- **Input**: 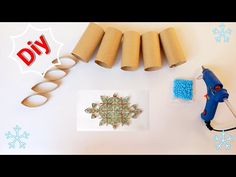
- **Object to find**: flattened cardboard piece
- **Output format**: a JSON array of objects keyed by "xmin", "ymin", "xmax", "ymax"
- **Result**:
[
  {"xmin": 31, "ymin": 81, "xmax": 59, "ymax": 94},
  {"xmin": 52, "ymin": 55, "xmax": 77, "ymax": 70},
  {"xmin": 21, "ymin": 94, "xmax": 48, "ymax": 108},
  {"xmin": 22, "ymin": 55, "xmax": 77, "ymax": 107},
  {"xmin": 44, "ymin": 68, "xmax": 67, "ymax": 81}
]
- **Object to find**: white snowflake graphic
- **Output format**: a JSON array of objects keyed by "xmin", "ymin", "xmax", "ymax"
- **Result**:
[
  {"xmin": 5, "ymin": 125, "xmax": 30, "ymax": 149},
  {"xmin": 212, "ymin": 23, "xmax": 232, "ymax": 43},
  {"xmin": 213, "ymin": 130, "xmax": 234, "ymax": 150}
]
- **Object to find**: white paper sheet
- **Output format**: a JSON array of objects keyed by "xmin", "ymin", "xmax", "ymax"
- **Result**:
[{"xmin": 76, "ymin": 90, "xmax": 149, "ymax": 131}]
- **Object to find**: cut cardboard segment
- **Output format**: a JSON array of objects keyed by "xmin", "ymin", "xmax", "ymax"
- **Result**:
[
  {"xmin": 31, "ymin": 81, "xmax": 59, "ymax": 93},
  {"xmin": 95, "ymin": 27, "xmax": 123, "ymax": 68},
  {"xmin": 159, "ymin": 27, "xmax": 186, "ymax": 68},
  {"xmin": 52, "ymin": 56, "xmax": 77, "ymax": 70},
  {"xmin": 72, "ymin": 23, "xmax": 104, "ymax": 62},
  {"xmin": 44, "ymin": 69, "xmax": 67, "ymax": 81},
  {"xmin": 22, "ymin": 55, "xmax": 76, "ymax": 107},
  {"xmin": 121, "ymin": 31, "xmax": 141, "ymax": 71},
  {"xmin": 142, "ymin": 31, "xmax": 162, "ymax": 71},
  {"xmin": 21, "ymin": 94, "xmax": 48, "ymax": 108}
]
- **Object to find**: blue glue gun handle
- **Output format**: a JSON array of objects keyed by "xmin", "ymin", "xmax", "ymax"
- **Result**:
[{"xmin": 201, "ymin": 96, "xmax": 218, "ymax": 122}]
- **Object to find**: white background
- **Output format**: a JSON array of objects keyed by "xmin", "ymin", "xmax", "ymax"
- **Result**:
[{"xmin": 0, "ymin": 22, "xmax": 236, "ymax": 154}]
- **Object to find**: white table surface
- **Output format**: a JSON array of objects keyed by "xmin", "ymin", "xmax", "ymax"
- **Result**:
[{"xmin": 1, "ymin": 22, "xmax": 236, "ymax": 154}]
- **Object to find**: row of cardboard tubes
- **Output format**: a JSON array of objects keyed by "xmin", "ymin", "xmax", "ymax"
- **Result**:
[{"xmin": 21, "ymin": 23, "xmax": 187, "ymax": 107}]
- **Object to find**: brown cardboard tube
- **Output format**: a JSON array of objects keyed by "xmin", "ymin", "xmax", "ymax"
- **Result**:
[
  {"xmin": 72, "ymin": 23, "xmax": 104, "ymax": 62},
  {"xmin": 95, "ymin": 27, "xmax": 123, "ymax": 68},
  {"xmin": 142, "ymin": 32, "xmax": 162, "ymax": 71},
  {"xmin": 160, "ymin": 27, "xmax": 186, "ymax": 68},
  {"xmin": 121, "ymin": 31, "xmax": 140, "ymax": 71}
]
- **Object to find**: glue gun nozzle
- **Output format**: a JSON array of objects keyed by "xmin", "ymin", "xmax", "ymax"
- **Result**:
[{"xmin": 201, "ymin": 66, "xmax": 206, "ymax": 71}]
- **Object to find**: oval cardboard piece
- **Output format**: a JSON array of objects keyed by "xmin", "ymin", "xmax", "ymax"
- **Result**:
[
  {"xmin": 21, "ymin": 94, "xmax": 48, "ymax": 107},
  {"xmin": 44, "ymin": 69, "xmax": 67, "ymax": 81},
  {"xmin": 52, "ymin": 57, "xmax": 76, "ymax": 70},
  {"xmin": 31, "ymin": 81, "xmax": 58, "ymax": 93}
]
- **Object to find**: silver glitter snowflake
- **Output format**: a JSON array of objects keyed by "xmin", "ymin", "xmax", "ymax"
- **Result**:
[{"xmin": 85, "ymin": 93, "xmax": 142, "ymax": 129}]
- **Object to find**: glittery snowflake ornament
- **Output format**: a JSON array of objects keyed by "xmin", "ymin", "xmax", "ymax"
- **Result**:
[
  {"xmin": 85, "ymin": 93, "xmax": 142, "ymax": 129},
  {"xmin": 5, "ymin": 125, "xmax": 30, "ymax": 149}
]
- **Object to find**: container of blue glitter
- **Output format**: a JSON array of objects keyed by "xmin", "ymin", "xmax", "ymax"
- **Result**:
[{"xmin": 173, "ymin": 79, "xmax": 193, "ymax": 101}]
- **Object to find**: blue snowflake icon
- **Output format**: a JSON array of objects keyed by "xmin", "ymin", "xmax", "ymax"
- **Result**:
[
  {"xmin": 212, "ymin": 23, "xmax": 232, "ymax": 43},
  {"xmin": 5, "ymin": 125, "xmax": 30, "ymax": 149},
  {"xmin": 213, "ymin": 130, "xmax": 234, "ymax": 150}
]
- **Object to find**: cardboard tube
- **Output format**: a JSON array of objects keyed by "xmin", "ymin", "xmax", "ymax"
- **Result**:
[
  {"xmin": 142, "ymin": 32, "xmax": 162, "ymax": 71},
  {"xmin": 72, "ymin": 23, "xmax": 104, "ymax": 62},
  {"xmin": 121, "ymin": 31, "xmax": 140, "ymax": 71},
  {"xmin": 160, "ymin": 27, "xmax": 186, "ymax": 68},
  {"xmin": 95, "ymin": 27, "xmax": 123, "ymax": 68}
]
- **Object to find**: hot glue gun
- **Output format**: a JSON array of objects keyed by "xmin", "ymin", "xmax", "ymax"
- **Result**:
[{"xmin": 201, "ymin": 66, "xmax": 236, "ymax": 132}]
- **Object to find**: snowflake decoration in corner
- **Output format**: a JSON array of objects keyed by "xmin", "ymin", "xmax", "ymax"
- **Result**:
[
  {"xmin": 85, "ymin": 93, "xmax": 142, "ymax": 129},
  {"xmin": 212, "ymin": 23, "xmax": 232, "ymax": 43},
  {"xmin": 213, "ymin": 130, "xmax": 234, "ymax": 150},
  {"xmin": 5, "ymin": 125, "xmax": 30, "ymax": 149}
]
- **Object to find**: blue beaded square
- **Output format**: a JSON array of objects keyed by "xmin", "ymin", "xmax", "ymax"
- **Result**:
[{"xmin": 173, "ymin": 79, "xmax": 193, "ymax": 101}]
